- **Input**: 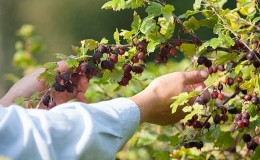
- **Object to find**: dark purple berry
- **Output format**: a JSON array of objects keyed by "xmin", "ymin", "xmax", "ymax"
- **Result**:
[
  {"xmin": 42, "ymin": 95, "xmax": 51, "ymax": 106},
  {"xmin": 251, "ymin": 96, "xmax": 259, "ymax": 104},
  {"xmin": 213, "ymin": 114, "xmax": 221, "ymax": 124},
  {"xmin": 246, "ymin": 52, "xmax": 255, "ymax": 61},
  {"xmin": 247, "ymin": 140, "xmax": 259, "ymax": 150},
  {"xmin": 65, "ymin": 82, "xmax": 74, "ymax": 93},
  {"xmin": 53, "ymin": 82, "xmax": 65, "ymax": 92},
  {"xmin": 197, "ymin": 56, "xmax": 207, "ymax": 65},
  {"xmin": 242, "ymin": 134, "xmax": 251, "ymax": 143}
]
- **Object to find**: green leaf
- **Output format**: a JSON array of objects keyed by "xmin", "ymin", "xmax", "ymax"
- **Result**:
[
  {"xmin": 214, "ymin": 53, "xmax": 238, "ymax": 65},
  {"xmin": 171, "ymin": 92, "xmax": 189, "ymax": 113},
  {"xmin": 81, "ymin": 39, "xmax": 98, "ymax": 50},
  {"xmin": 185, "ymin": 10, "xmax": 199, "ymax": 18},
  {"xmin": 179, "ymin": 43, "xmax": 197, "ymax": 57},
  {"xmin": 215, "ymin": 131, "xmax": 235, "ymax": 149},
  {"xmin": 252, "ymin": 146, "xmax": 260, "ymax": 160},
  {"xmin": 125, "ymin": 0, "xmax": 144, "ymax": 9},
  {"xmin": 131, "ymin": 11, "xmax": 141, "ymax": 31},
  {"xmin": 147, "ymin": 40, "xmax": 160, "ymax": 52},
  {"xmin": 183, "ymin": 16, "xmax": 200, "ymax": 31},
  {"xmin": 55, "ymin": 53, "xmax": 68, "ymax": 60},
  {"xmin": 161, "ymin": 4, "xmax": 174, "ymax": 19},
  {"xmin": 100, "ymin": 38, "xmax": 109, "ymax": 44},
  {"xmin": 252, "ymin": 17, "xmax": 260, "ymax": 24},
  {"xmin": 169, "ymin": 133, "xmax": 180, "ymax": 145},
  {"xmin": 102, "ymin": 0, "xmax": 126, "ymax": 11},
  {"xmin": 38, "ymin": 62, "xmax": 58, "ymax": 87},
  {"xmin": 193, "ymin": 0, "xmax": 202, "ymax": 10},
  {"xmin": 29, "ymin": 92, "xmax": 40, "ymax": 107},
  {"xmin": 66, "ymin": 58, "xmax": 79, "ymax": 68},
  {"xmin": 171, "ymin": 91, "xmax": 199, "ymax": 113},
  {"xmin": 153, "ymin": 151, "xmax": 170, "ymax": 160},
  {"xmin": 113, "ymin": 28, "xmax": 120, "ymax": 45},
  {"xmin": 158, "ymin": 17, "xmax": 175, "ymax": 39},
  {"xmin": 145, "ymin": 2, "xmax": 163, "ymax": 17},
  {"xmin": 140, "ymin": 16, "xmax": 157, "ymax": 35},
  {"xmin": 182, "ymin": 106, "xmax": 193, "ymax": 112},
  {"xmin": 14, "ymin": 97, "xmax": 26, "ymax": 107}
]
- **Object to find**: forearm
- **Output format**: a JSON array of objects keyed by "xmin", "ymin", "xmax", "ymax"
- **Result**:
[{"xmin": 0, "ymin": 92, "xmax": 16, "ymax": 107}]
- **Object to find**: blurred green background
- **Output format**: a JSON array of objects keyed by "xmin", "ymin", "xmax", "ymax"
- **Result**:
[{"xmin": 0, "ymin": 0, "xmax": 235, "ymax": 97}]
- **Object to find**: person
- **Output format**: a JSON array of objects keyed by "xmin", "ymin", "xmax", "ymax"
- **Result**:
[{"xmin": 0, "ymin": 61, "xmax": 209, "ymax": 160}]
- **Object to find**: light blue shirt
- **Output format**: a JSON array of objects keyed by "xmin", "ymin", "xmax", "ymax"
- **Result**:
[{"xmin": 0, "ymin": 98, "xmax": 140, "ymax": 160}]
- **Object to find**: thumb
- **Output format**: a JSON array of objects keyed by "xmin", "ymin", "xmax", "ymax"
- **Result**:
[{"xmin": 183, "ymin": 70, "xmax": 209, "ymax": 84}]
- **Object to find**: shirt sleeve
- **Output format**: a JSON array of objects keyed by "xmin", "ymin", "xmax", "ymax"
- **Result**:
[{"xmin": 0, "ymin": 97, "xmax": 140, "ymax": 160}]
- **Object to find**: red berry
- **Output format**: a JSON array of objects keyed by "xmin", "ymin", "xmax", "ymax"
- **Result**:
[
  {"xmin": 217, "ymin": 93, "xmax": 225, "ymax": 100},
  {"xmin": 237, "ymin": 120, "xmax": 244, "ymax": 128},
  {"xmin": 169, "ymin": 47, "xmax": 177, "ymax": 56},
  {"xmin": 244, "ymin": 94, "xmax": 252, "ymax": 101},
  {"xmin": 137, "ymin": 51, "xmax": 146, "ymax": 60},
  {"xmin": 175, "ymin": 39, "xmax": 182, "ymax": 46},
  {"xmin": 118, "ymin": 48, "xmax": 125, "ymax": 55},
  {"xmin": 131, "ymin": 55, "xmax": 139, "ymax": 63},
  {"xmin": 237, "ymin": 77, "xmax": 243, "ymax": 83}
]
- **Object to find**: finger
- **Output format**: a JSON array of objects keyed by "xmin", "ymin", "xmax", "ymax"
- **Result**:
[
  {"xmin": 183, "ymin": 70, "xmax": 209, "ymax": 85},
  {"xmin": 56, "ymin": 60, "xmax": 70, "ymax": 73},
  {"xmin": 77, "ymin": 76, "xmax": 89, "ymax": 92},
  {"xmin": 76, "ymin": 92, "xmax": 88, "ymax": 103}
]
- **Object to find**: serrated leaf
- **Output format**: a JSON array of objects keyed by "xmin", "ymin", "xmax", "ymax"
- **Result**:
[
  {"xmin": 14, "ymin": 97, "xmax": 26, "ymax": 107},
  {"xmin": 113, "ymin": 28, "xmax": 120, "ymax": 45},
  {"xmin": 147, "ymin": 40, "xmax": 160, "ymax": 52},
  {"xmin": 66, "ymin": 58, "xmax": 79, "ymax": 68},
  {"xmin": 43, "ymin": 62, "xmax": 58, "ymax": 71},
  {"xmin": 125, "ymin": 0, "xmax": 144, "ymax": 9},
  {"xmin": 171, "ymin": 91, "xmax": 199, "ymax": 113},
  {"xmin": 162, "ymin": 4, "xmax": 174, "ymax": 18},
  {"xmin": 100, "ymin": 38, "xmax": 109, "ymax": 44},
  {"xmin": 131, "ymin": 11, "xmax": 141, "ymax": 31},
  {"xmin": 185, "ymin": 10, "xmax": 199, "ymax": 18},
  {"xmin": 183, "ymin": 16, "xmax": 200, "ymax": 31},
  {"xmin": 140, "ymin": 16, "xmax": 157, "ymax": 35},
  {"xmin": 81, "ymin": 39, "xmax": 98, "ymax": 50},
  {"xmin": 145, "ymin": 2, "xmax": 163, "ymax": 17},
  {"xmin": 102, "ymin": 0, "xmax": 126, "ymax": 11},
  {"xmin": 179, "ymin": 43, "xmax": 197, "ymax": 57},
  {"xmin": 158, "ymin": 17, "xmax": 175, "ymax": 39},
  {"xmin": 171, "ymin": 92, "xmax": 189, "ymax": 113},
  {"xmin": 182, "ymin": 106, "xmax": 193, "ymax": 112}
]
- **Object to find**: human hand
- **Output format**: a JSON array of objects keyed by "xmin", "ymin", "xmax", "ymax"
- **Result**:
[
  {"xmin": 129, "ymin": 70, "xmax": 209, "ymax": 125},
  {"xmin": 0, "ymin": 61, "xmax": 88, "ymax": 107}
]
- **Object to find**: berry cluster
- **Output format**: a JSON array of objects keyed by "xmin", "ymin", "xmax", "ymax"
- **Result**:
[
  {"xmin": 242, "ymin": 134, "xmax": 259, "ymax": 151},
  {"xmin": 186, "ymin": 114, "xmax": 211, "ymax": 130},
  {"xmin": 183, "ymin": 140, "xmax": 204, "ymax": 150},
  {"xmin": 234, "ymin": 112, "xmax": 250, "ymax": 128},
  {"xmin": 42, "ymin": 63, "xmax": 99, "ymax": 108}
]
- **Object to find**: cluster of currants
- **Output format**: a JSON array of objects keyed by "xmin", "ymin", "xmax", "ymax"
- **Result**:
[
  {"xmin": 242, "ymin": 134, "xmax": 259, "ymax": 151},
  {"xmin": 186, "ymin": 114, "xmax": 211, "ymax": 130},
  {"xmin": 183, "ymin": 140, "xmax": 204, "ymax": 150},
  {"xmin": 42, "ymin": 63, "xmax": 99, "ymax": 108},
  {"xmin": 234, "ymin": 112, "xmax": 250, "ymax": 128}
]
